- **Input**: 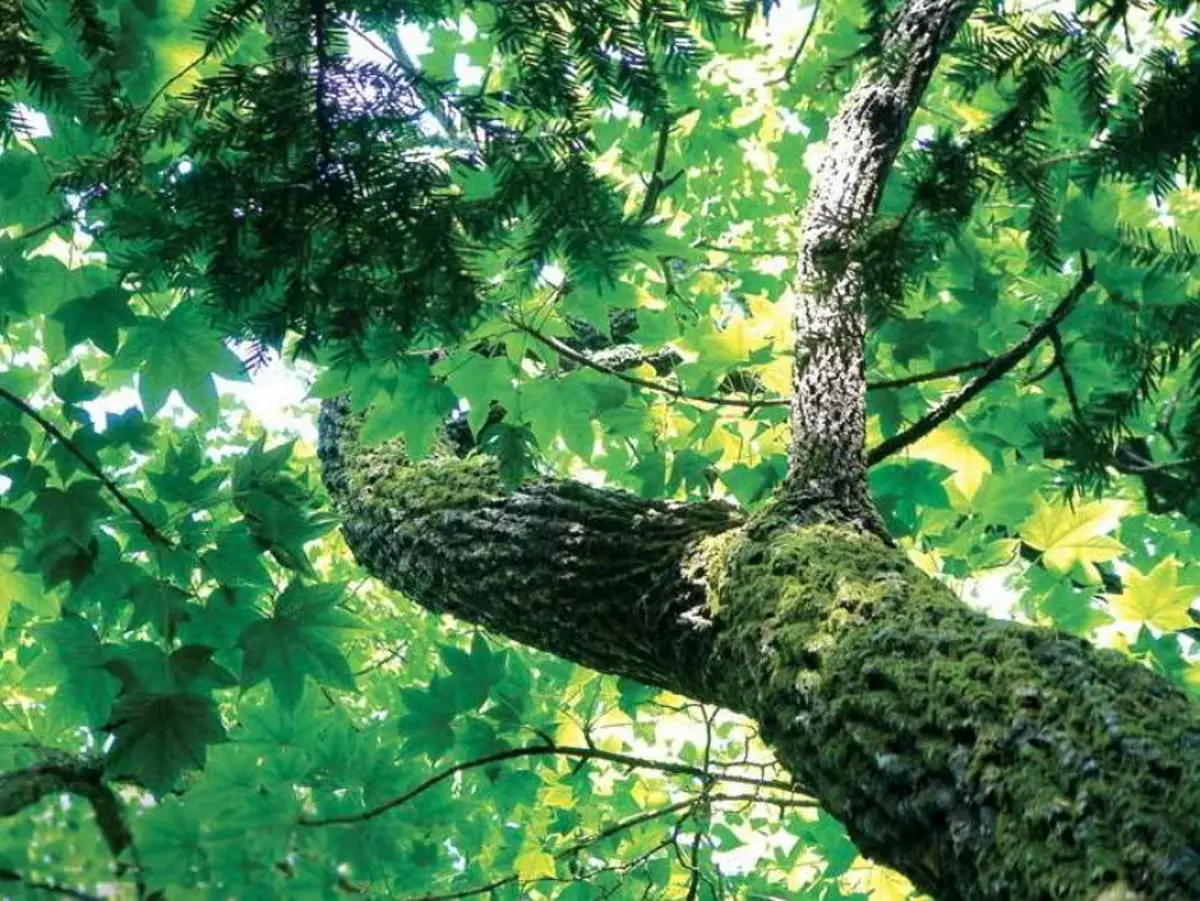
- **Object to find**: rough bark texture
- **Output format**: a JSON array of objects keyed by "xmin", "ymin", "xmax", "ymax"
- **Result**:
[
  {"xmin": 707, "ymin": 521, "xmax": 1200, "ymax": 900},
  {"xmin": 788, "ymin": 0, "xmax": 973, "ymax": 527},
  {"xmin": 317, "ymin": 399, "xmax": 739, "ymax": 696}
]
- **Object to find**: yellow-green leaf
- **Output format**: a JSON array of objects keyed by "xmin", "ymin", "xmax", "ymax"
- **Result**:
[
  {"xmin": 1019, "ymin": 496, "xmax": 1128, "ymax": 583},
  {"xmin": 515, "ymin": 848, "xmax": 556, "ymax": 881},
  {"xmin": 1105, "ymin": 557, "xmax": 1197, "ymax": 632}
]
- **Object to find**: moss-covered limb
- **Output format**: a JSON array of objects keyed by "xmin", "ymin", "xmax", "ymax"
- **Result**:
[
  {"xmin": 706, "ymin": 523, "xmax": 1200, "ymax": 901},
  {"xmin": 0, "ymin": 754, "xmax": 139, "ymax": 878},
  {"xmin": 788, "ymin": 0, "xmax": 975, "ymax": 522},
  {"xmin": 317, "ymin": 398, "xmax": 742, "ymax": 695}
]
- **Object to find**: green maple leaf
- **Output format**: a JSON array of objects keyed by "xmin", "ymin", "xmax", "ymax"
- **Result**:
[
  {"xmin": 0, "ymin": 509, "xmax": 24, "ymax": 551},
  {"xmin": 22, "ymin": 617, "xmax": 120, "ymax": 730},
  {"xmin": 201, "ymin": 526, "xmax": 273, "ymax": 589},
  {"xmin": 439, "ymin": 632, "xmax": 507, "ymax": 713},
  {"xmin": 96, "ymin": 408, "xmax": 157, "ymax": 453},
  {"xmin": 105, "ymin": 691, "xmax": 227, "ymax": 795},
  {"xmin": 32, "ymin": 479, "xmax": 111, "ymax": 545},
  {"xmin": 148, "ymin": 435, "xmax": 225, "ymax": 505},
  {"xmin": 238, "ymin": 581, "xmax": 360, "ymax": 709},
  {"xmin": 126, "ymin": 576, "xmax": 193, "ymax": 639},
  {"xmin": 115, "ymin": 304, "xmax": 247, "ymax": 420},
  {"xmin": 396, "ymin": 677, "xmax": 459, "ymax": 762},
  {"xmin": 359, "ymin": 359, "xmax": 457, "ymax": 457},
  {"xmin": 232, "ymin": 438, "xmax": 336, "ymax": 574},
  {"xmin": 52, "ymin": 287, "xmax": 137, "ymax": 355},
  {"xmin": 869, "ymin": 459, "xmax": 953, "ymax": 534},
  {"xmin": 51, "ymin": 365, "xmax": 102, "ymax": 405}
]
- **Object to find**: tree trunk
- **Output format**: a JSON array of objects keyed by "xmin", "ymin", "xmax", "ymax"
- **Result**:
[
  {"xmin": 317, "ymin": 402, "xmax": 1200, "ymax": 900},
  {"xmin": 316, "ymin": 0, "xmax": 1200, "ymax": 897}
]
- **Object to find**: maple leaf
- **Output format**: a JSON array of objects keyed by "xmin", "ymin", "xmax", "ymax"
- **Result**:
[
  {"xmin": 1019, "ymin": 495, "xmax": 1128, "ymax": 583},
  {"xmin": 1105, "ymin": 557, "xmax": 1198, "ymax": 632}
]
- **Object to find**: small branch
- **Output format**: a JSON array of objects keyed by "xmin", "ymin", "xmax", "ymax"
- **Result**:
[
  {"xmin": 693, "ymin": 241, "xmax": 793, "ymax": 258},
  {"xmin": 867, "ymin": 357, "xmax": 992, "ymax": 390},
  {"xmin": 868, "ymin": 254, "xmax": 1095, "ymax": 465},
  {"xmin": 11, "ymin": 211, "xmax": 79, "ymax": 244},
  {"xmin": 520, "ymin": 322, "xmax": 1007, "ymax": 411},
  {"xmin": 1048, "ymin": 327, "xmax": 1084, "ymax": 421},
  {"xmin": 0, "ymin": 386, "xmax": 171, "ymax": 546},
  {"xmin": 514, "ymin": 322, "xmax": 787, "ymax": 409},
  {"xmin": 0, "ymin": 870, "xmax": 101, "ymax": 901},
  {"xmin": 297, "ymin": 742, "xmax": 807, "ymax": 827},
  {"xmin": 1116, "ymin": 452, "xmax": 1198, "ymax": 475},
  {"xmin": 640, "ymin": 117, "xmax": 676, "ymax": 219},
  {"xmin": 409, "ymin": 799, "xmax": 697, "ymax": 900},
  {"xmin": 0, "ymin": 756, "xmax": 151, "ymax": 899},
  {"xmin": 768, "ymin": 0, "xmax": 823, "ymax": 86}
]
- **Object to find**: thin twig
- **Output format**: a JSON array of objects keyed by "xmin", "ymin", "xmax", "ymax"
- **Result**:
[
  {"xmin": 514, "ymin": 321, "xmax": 785, "ymax": 409},
  {"xmin": 868, "ymin": 357, "xmax": 992, "ymax": 390},
  {"xmin": 11, "ymin": 210, "xmax": 78, "ymax": 244},
  {"xmin": 694, "ymin": 241, "xmax": 793, "ymax": 257},
  {"xmin": 409, "ymin": 799, "xmax": 697, "ymax": 900},
  {"xmin": 0, "ymin": 386, "xmax": 170, "ymax": 545},
  {"xmin": 868, "ymin": 253, "xmax": 1095, "ymax": 465},
  {"xmin": 517, "ymin": 320, "xmax": 1008, "ymax": 410},
  {"xmin": 1047, "ymin": 327, "xmax": 1085, "ymax": 421},
  {"xmin": 640, "ymin": 117, "xmax": 676, "ymax": 219},
  {"xmin": 768, "ymin": 0, "xmax": 823, "ymax": 86},
  {"xmin": 0, "ymin": 870, "xmax": 102, "ymax": 901},
  {"xmin": 297, "ymin": 743, "xmax": 807, "ymax": 827}
]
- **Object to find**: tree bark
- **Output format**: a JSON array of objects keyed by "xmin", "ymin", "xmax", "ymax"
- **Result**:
[
  {"xmin": 316, "ymin": 0, "xmax": 1200, "ymax": 898},
  {"xmin": 787, "ymin": 0, "xmax": 974, "ymax": 527}
]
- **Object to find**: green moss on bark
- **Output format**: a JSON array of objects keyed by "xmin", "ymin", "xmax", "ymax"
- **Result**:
[{"xmin": 705, "ymin": 523, "xmax": 1200, "ymax": 900}]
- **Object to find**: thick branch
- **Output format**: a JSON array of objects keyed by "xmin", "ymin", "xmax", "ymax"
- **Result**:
[
  {"xmin": 868, "ymin": 258, "xmax": 1094, "ymax": 465},
  {"xmin": 317, "ymin": 397, "xmax": 741, "ymax": 694}
]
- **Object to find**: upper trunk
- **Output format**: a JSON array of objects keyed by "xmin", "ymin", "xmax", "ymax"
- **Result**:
[{"xmin": 787, "ymin": 0, "xmax": 974, "ymax": 527}]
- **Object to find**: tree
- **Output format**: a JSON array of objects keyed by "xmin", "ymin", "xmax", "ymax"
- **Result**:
[{"xmin": 1, "ymin": 0, "xmax": 1199, "ymax": 898}]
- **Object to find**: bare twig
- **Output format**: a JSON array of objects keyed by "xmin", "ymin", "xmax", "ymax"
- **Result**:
[
  {"xmin": 0, "ymin": 870, "xmax": 102, "ymax": 901},
  {"xmin": 768, "ymin": 0, "xmax": 823, "ymax": 86},
  {"xmin": 0, "ymin": 385, "xmax": 170, "ymax": 545},
  {"xmin": 868, "ymin": 357, "xmax": 992, "ymax": 390},
  {"xmin": 297, "ymin": 742, "xmax": 807, "ymax": 827},
  {"xmin": 868, "ymin": 253, "xmax": 1095, "ymax": 465},
  {"xmin": 513, "ymin": 321, "xmax": 785, "ymax": 409},
  {"xmin": 517, "ymin": 320, "xmax": 1010, "ymax": 411},
  {"xmin": 693, "ymin": 241, "xmax": 793, "ymax": 257}
]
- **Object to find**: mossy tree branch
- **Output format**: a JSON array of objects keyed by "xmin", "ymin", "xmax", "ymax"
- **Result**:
[{"xmin": 0, "ymin": 753, "xmax": 152, "ymax": 899}]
